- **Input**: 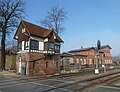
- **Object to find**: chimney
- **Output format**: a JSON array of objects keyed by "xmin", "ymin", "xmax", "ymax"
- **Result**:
[{"xmin": 81, "ymin": 46, "xmax": 83, "ymax": 49}]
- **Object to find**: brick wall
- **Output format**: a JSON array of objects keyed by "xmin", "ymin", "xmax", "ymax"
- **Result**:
[
  {"xmin": 79, "ymin": 47, "xmax": 112, "ymax": 65},
  {"xmin": 29, "ymin": 53, "xmax": 60, "ymax": 75},
  {"xmin": 16, "ymin": 52, "xmax": 60, "ymax": 75}
]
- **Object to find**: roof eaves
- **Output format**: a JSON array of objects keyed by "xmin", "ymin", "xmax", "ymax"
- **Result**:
[
  {"xmin": 101, "ymin": 45, "xmax": 112, "ymax": 49},
  {"xmin": 13, "ymin": 21, "xmax": 22, "ymax": 40},
  {"xmin": 74, "ymin": 53, "xmax": 88, "ymax": 56},
  {"xmin": 13, "ymin": 20, "xmax": 30, "ymax": 40}
]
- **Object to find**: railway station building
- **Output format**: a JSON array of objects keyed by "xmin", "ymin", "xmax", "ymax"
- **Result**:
[{"xmin": 61, "ymin": 45, "xmax": 113, "ymax": 72}]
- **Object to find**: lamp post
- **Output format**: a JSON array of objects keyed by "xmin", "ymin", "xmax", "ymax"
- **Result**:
[{"xmin": 95, "ymin": 40, "xmax": 101, "ymax": 74}]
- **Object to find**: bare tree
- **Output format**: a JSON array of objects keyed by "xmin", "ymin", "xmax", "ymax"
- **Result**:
[
  {"xmin": 113, "ymin": 55, "xmax": 120, "ymax": 65},
  {"xmin": 6, "ymin": 39, "xmax": 17, "ymax": 49},
  {"xmin": 40, "ymin": 5, "xmax": 67, "ymax": 35},
  {"xmin": 0, "ymin": 0, "xmax": 25, "ymax": 70}
]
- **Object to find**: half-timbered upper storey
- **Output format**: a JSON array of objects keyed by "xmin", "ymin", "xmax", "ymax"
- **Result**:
[{"xmin": 14, "ymin": 20, "xmax": 63, "ymax": 54}]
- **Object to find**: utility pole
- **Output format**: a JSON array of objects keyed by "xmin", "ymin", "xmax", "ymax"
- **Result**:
[{"xmin": 95, "ymin": 50, "xmax": 99, "ymax": 74}]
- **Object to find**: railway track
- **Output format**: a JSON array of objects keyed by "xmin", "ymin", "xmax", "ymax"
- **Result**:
[
  {"xmin": 73, "ymin": 73, "xmax": 120, "ymax": 92},
  {"xmin": 0, "ymin": 72, "xmax": 86, "ymax": 87},
  {"xmin": 0, "ymin": 70, "xmax": 120, "ymax": 92},
  {"xmin": 42, "ymin": 71, "xmax": 120, "ymax": 92}
]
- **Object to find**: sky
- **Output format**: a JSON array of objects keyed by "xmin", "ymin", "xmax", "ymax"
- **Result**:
[{"xmin": 20, "ymin": 0, "xmax": 120, "ymax": 56}]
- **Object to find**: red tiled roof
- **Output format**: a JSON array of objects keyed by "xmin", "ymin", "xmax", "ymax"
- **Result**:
[
  {"xmin": 14, "ymin": 20, "xmax": 63, "ymax": 42},
  {"xmin": 68, "ymin": 45, "xmax": 112, "ymax": 53},
  {"xmin": 61, "ymin": 52, "xmax": 88, "ymax": 57},
  {"xmin": 21, "ymin": 20, "xmax": 52, "ymax": 37},
  {"xmin": 68, "ymin": 47, "xmax": 95, "ymax": 53},
  {"xmin": 101, "ymin": 45, "xmax": 112, "ymax": 49}
]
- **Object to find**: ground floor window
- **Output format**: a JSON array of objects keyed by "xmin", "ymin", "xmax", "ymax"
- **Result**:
[
  {"xmin": 99, "ymin": 60, "xmax": 102, "ymax": 64},
  {"xmin": 80, "ymin": 59, "xmax": 83, "ymax": 65},
  {"xmin": 76, "ymin": 58, "xmax": 79, "ymax": 63},
  {"xmin": 89, "ymin": 59, "xmax": 92, "ymax": 64},
  {"xmin": 105, "ymin": 59, "xmax": 107, "ymax": 64},
  {"xmin": 84, "ymin": 59, "xmax": 87, "ymax": 64},
  {"xmin": 65, "ymin": 59, "xmax": 70, "ymax": 65}
]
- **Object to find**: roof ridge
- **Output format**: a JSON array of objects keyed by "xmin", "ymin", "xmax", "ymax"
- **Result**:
[
  {"xmin": 21, "ymin": 20, "xmax": 52, "ymax": 37},
  {"xmin": 14, "ymin": 20, "xmax": 63, "ymax": 42},
  {"xmin": 68, "ymin": 45, "xmax": 111, "ymax": 53},
  {"xmin": 21, "ymin": 20, "xmax": 52, "ymax": 32}
]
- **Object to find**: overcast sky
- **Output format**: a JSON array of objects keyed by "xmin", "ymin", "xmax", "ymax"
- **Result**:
[{"xmin": 21, "ymin": 0, "xmax": 120, "ymax": 56}]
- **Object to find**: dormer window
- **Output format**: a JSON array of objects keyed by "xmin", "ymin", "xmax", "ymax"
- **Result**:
[{"xmin": 31, "ymin": 40, "xmax": 39, "ymax": 50}]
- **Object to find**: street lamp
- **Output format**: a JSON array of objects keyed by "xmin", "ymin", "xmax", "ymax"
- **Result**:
[{"xmin": 95, "ymin": 40, "xmax": 101, "ymax": 74}]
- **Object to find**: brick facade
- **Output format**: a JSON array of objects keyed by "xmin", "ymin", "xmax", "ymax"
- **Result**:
[
  {"xmin": 62, "ymin": 45, "xmax": 112, "ymax": 71},
  {"xmin": 16, "ymin": 51, "xmax": 61, "ymax": 75}
]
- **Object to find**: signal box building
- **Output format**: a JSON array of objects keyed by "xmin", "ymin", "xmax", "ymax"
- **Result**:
[{"xmin": 14, "ymin": 20, "xmax": 63, "ymax": 75}]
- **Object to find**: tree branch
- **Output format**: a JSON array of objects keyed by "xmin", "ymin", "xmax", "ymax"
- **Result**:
[{"xmin": 40, "ymin": 5, "xmax": 67, "ymax": 35}]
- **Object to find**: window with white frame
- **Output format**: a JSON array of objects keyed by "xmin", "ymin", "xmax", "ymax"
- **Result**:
[
  {"xmin": 76, "ymin": 58, "xmax": 79, "ymax": 64},
  {"xmin": 24, "ymin": 41, "xmax": 29, "ymax": 50},
  {"xmin": 99, "ymin": 60, "xmax": 102, "ymax": 64},
  {"xmin": 84, "ymin": 59, "xmax": 87, "ymax": 64},
  {"xmin": 31, "ymin": 40, "xmax": 39, "ymax": 50},
  {"xmin": 105, "ymin": 59, "xmax": 107, "ymax": 64},
  {"xmin": 80, "ymin": 59, "xmax": 83, "ymax": 65},
  {"xmin": 89, "ymin": 59, "xmax": 92, "ymax": 64}
]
